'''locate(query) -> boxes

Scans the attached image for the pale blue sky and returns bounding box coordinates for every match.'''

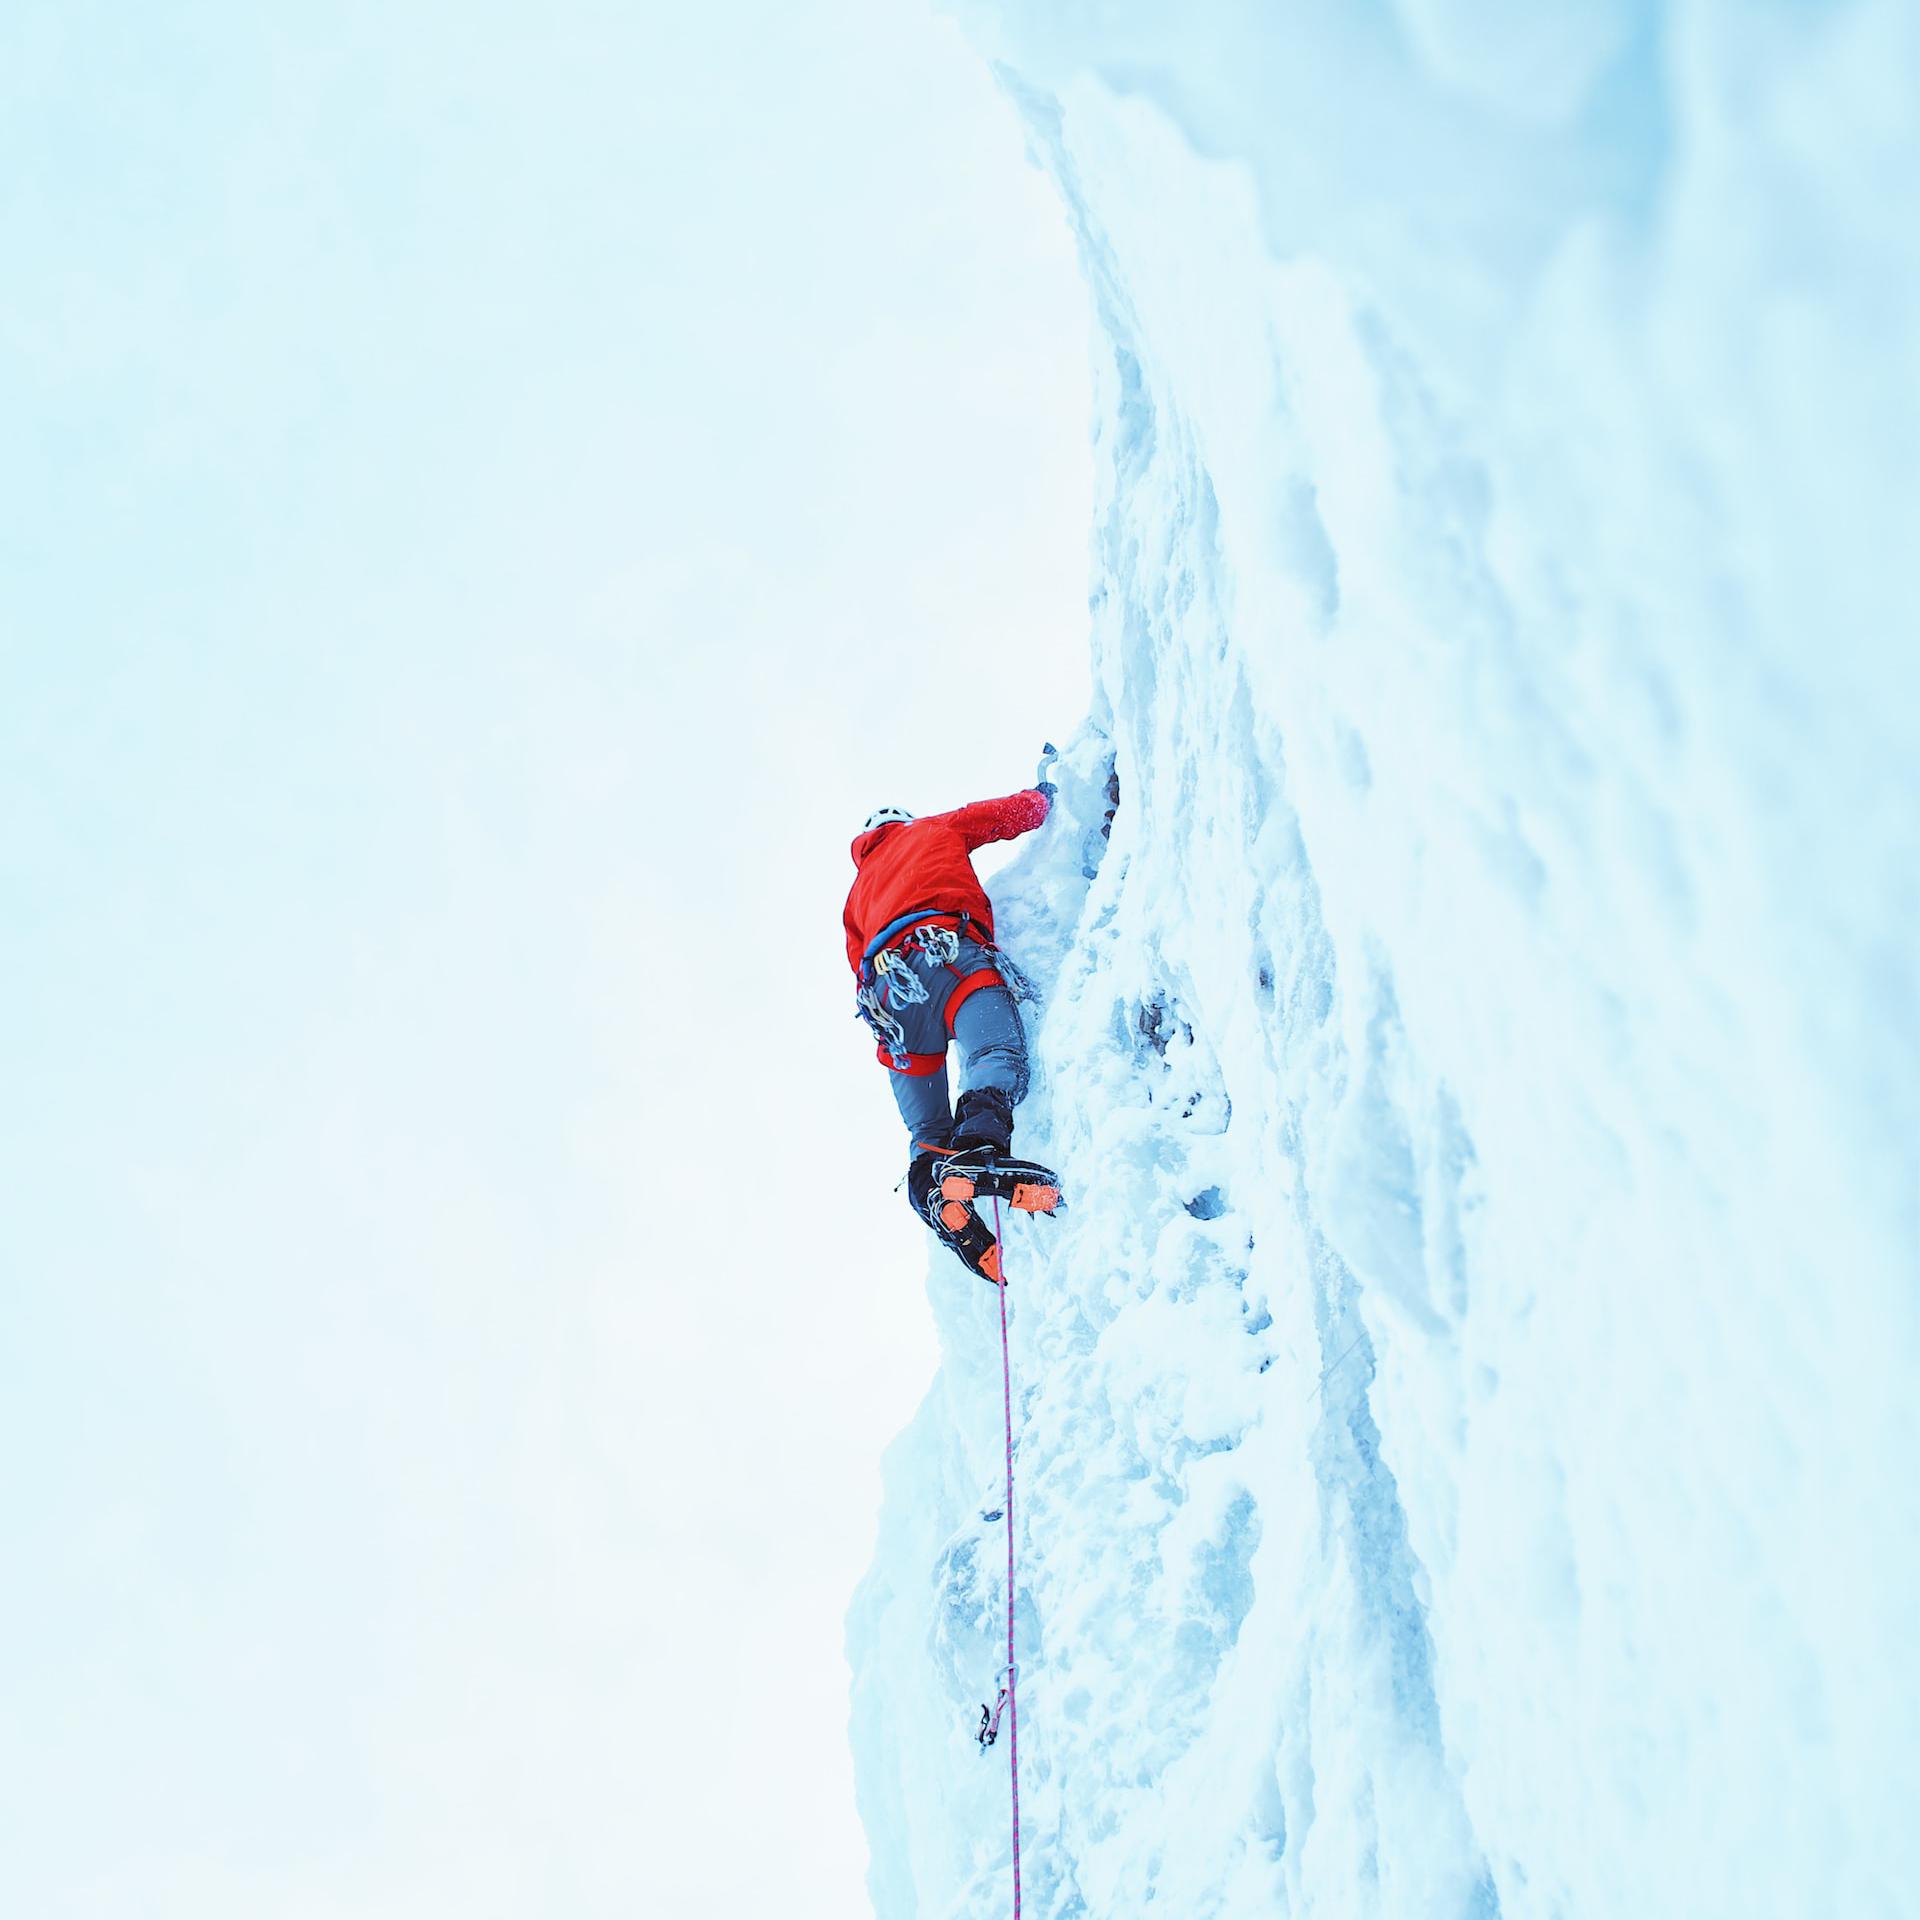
[2,3,1090,1913]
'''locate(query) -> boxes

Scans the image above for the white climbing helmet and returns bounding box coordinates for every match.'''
[863,806,914,832]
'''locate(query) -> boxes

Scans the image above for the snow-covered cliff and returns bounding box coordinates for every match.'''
[849,6,1918,1915]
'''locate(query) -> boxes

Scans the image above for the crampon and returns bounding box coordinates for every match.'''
[923,1151,1063,1286]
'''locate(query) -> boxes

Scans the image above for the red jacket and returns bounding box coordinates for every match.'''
[844,789,1051,972]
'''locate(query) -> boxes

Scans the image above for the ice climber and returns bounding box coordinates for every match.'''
[846,784,1063,1284]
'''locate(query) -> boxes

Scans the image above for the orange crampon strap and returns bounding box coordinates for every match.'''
[941,1173,977,1203]
[1009,1181,1059,1214]
[940,1199,972,1232]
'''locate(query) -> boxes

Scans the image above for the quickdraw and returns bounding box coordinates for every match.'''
[977,1669,1013,1751]
[855,985,912,1068]
[872,946,930,1006]
[989,943,1040,1007]
[909,922,962,968]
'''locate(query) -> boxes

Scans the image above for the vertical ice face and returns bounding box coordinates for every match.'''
[848,6,1919,1917]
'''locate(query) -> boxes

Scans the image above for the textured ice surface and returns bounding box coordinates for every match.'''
[850,5,1918,1915]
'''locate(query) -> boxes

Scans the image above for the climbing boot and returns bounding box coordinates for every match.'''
[935,1207,1005,1286]
[933,1152,1064,1218]
[950,1086,1014,1158]
[909,1141,1008,1283]
[905,1146,945,1226]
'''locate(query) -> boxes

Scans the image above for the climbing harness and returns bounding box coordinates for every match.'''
[853,909,1029,1072]
[854,912,1038,1064]
[991,1190,1024,1915]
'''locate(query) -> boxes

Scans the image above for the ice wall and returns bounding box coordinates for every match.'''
[849,6,1918,1915]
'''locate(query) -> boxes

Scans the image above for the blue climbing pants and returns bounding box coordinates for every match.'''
[869,933,1029,1144]
[890,983,1029,1144]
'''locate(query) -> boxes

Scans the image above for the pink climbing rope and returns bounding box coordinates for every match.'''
[993,1192,1023,1918]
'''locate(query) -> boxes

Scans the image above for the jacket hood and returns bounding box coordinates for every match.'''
[850,821,904,867]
